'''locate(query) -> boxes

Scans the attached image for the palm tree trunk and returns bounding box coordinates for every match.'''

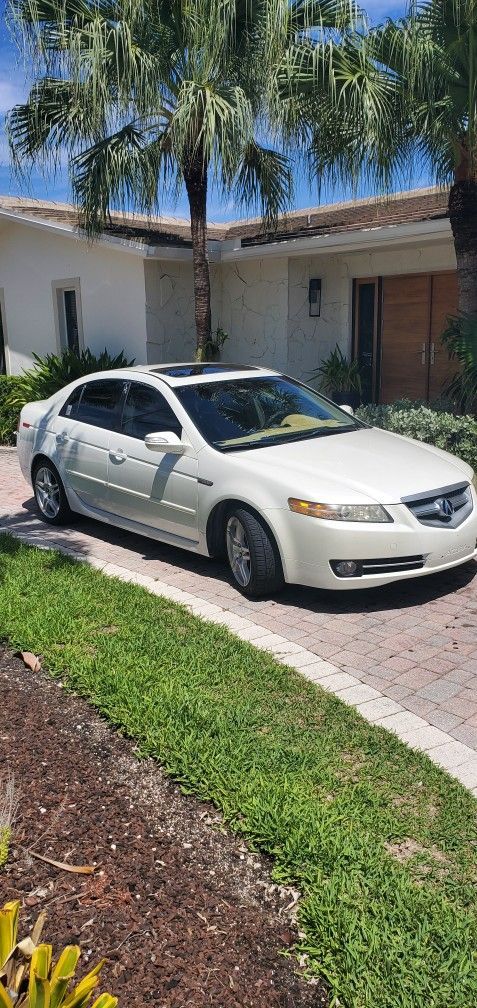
[449,178,477,316]
[184,157,211,360]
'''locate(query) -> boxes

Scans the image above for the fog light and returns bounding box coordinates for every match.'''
[334,560,359,577]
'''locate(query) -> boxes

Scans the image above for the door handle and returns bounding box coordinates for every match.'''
[56,433,68,445]
[421,342,426,365]
[109,449,127,463]
[430,342,436,365]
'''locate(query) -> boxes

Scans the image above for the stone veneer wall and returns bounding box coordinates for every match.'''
[143,238,456,377]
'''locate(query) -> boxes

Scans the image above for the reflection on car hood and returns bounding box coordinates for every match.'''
[236,427,472,504]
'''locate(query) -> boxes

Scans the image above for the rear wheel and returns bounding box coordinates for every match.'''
[225,507,284,597]
[33,460,75,525]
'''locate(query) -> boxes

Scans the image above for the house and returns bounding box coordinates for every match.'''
[0,187,459,403]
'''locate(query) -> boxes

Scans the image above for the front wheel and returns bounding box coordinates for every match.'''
[225,507,284,597]
[33,460,75,525]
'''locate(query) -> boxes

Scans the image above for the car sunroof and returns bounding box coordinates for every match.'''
[151,364,258,377]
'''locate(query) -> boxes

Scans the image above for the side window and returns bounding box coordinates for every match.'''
[76,380,124,430]
[122,383,182,440]
[59,384,84,419]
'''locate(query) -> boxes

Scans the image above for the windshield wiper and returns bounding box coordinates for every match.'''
[219,425,358,452]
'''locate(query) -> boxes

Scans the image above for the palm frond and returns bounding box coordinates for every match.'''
[232,140,293,226]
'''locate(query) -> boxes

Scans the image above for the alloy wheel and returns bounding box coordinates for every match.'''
[35,466,61,520]
[226,515,252,587]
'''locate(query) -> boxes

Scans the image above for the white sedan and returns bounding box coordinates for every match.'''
[17,363,477,597]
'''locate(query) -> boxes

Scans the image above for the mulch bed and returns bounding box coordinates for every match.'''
[0,648,327,1008]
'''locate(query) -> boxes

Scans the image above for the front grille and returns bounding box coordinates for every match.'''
[330,555,425,577]
[402,482,473,529]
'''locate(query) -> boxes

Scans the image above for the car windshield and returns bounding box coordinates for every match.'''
[175,376,363,452]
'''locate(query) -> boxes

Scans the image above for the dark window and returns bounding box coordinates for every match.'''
[62,289,80,353]
[122,382,182,440]
[176,376,361,452]
[75,380,125,430]
[59,384,84,419]
[151,364,257,377]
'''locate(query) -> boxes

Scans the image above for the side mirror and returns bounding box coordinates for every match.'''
[340,404,355,416]
[144,431,187,455]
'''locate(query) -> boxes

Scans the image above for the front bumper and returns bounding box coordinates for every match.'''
[266,488,477,590]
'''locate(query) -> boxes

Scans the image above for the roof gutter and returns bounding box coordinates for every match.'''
[220,217,453,261]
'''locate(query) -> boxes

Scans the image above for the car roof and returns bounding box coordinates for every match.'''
[125,363,281,386]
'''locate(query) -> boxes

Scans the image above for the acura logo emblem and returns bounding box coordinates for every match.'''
[436,497,454,521]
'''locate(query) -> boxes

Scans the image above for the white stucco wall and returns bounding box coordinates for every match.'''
[144,259,221,363]
[0,213,457,381]
[0,218,148,374]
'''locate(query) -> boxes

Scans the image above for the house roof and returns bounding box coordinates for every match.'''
[0,186,450,253]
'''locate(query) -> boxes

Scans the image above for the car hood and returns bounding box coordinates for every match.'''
[235,427,472,505]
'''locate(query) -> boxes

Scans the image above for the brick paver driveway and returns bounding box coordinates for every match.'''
[1,447,476,747]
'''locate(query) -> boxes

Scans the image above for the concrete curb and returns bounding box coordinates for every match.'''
[2,521,477,795]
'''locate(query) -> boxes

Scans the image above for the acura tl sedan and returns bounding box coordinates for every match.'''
[17,363,477,597]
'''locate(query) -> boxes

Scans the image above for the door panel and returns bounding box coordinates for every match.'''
[55,379,125,510]
[106,381,199,541]
[429,272,460,401]
[380,275,430,403]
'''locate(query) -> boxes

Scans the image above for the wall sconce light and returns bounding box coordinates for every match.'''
[309,278,322,317]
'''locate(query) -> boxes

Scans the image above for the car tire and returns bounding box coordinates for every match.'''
[32,459,76,526]
[225,506,284,597]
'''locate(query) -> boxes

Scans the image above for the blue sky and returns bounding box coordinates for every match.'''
[0,0,427,221]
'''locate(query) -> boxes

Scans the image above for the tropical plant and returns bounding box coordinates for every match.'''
[5,348,135,410]
[204,326,229,361]
[441,313,477,412]
[0,377,24,445]
[365,0,477,319]
[310,345,362,394]
[8,0,298,360]
[0,900,117,1008]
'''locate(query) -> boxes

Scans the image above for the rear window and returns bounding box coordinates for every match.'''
[74,379,125,430]
[59,384,84,419]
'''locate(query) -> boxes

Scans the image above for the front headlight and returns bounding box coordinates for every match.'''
[288,498,393,523]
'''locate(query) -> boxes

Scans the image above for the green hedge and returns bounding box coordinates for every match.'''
[0,376,24,445]
[356,400,477,471]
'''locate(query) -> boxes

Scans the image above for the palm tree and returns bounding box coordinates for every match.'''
[8,0,295,358]
[371,0,477,318]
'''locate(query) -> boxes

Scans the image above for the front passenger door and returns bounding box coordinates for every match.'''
[107,381,199,542]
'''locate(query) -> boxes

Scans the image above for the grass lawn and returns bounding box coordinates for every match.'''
[0,533,476,1008]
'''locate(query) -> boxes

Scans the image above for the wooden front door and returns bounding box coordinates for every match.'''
[379,272,458,404]
[429,272,459,401]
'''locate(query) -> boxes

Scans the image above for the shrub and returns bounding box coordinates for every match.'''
[0,900,117,1008]
[7,348,136,410]
[0,349,135,444]
[0,377,24,446]
[356,400,477,470]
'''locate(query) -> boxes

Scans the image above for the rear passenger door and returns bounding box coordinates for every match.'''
[55,379,125,511]
[106,380,199,542]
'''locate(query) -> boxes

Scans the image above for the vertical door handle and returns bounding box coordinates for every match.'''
[430,342,436,365]
[421,342,426,365]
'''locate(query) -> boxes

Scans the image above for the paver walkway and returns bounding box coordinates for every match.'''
[1,447,476,787]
